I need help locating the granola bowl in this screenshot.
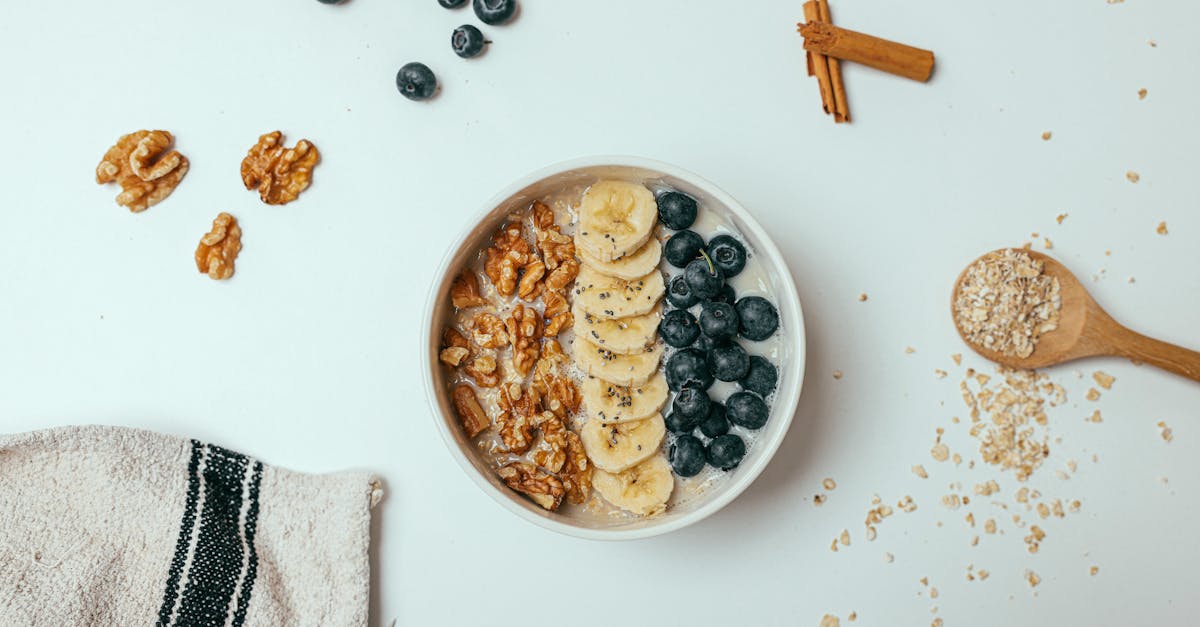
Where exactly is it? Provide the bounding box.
[422,156,806,540]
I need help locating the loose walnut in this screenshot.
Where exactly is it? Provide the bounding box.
[561,431,592,505]
[464,354,500,388]
[531,412,569,473]
[450,270,488,309]
[452,384,491,438]
[497,383,540,454]
[497,462,565,511]
[483,223,531,296]
[95,130,189,212]
[517,259,546,301]
[194,213,243,280]
[505,305,542,377]
[240,131,320,205]
[471,312,509,349]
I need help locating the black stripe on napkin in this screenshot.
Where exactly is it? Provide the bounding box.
[156,439,203,627]
[229,461,263,627]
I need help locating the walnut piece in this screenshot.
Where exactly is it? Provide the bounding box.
[497,383,540,454]
[532,339,580,417]
[517,259,546,301]
[450,270,488,309]
[560,430,592,504]
[506,304,542,377]
[194,212,243,280]
[531,412,569,473]
[483,222,531,296]
[96,130,189,212]
[471,312,509,349]
[240,131,319,205]
[464,354,499,388]
[497,462,565,511]
[439,347,469,367]
[452,384,491,438]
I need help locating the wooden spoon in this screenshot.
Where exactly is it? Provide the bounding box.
[951,248,1200,381]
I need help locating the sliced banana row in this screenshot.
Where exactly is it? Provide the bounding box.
[572,180,674,516]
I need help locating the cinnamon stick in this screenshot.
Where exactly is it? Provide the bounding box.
[802,1,835,115]
[799,21,934,82]
[816,0,850,122]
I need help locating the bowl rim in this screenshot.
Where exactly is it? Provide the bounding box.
[421,155,807,540]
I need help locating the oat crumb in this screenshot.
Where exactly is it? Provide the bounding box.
[839,529,851,546]
[1158,421,1174,442]
[833,370,843,380]
[905,346,916,354]
[1088,410,1103,423]
[1138,88,1148,100]
[1086,388,1101,401]
[814,494,827,506]
[913,464,929,479]
[930,587,939,599]
[1126,171,1140,183]
[1157,221,1168,235]
[820,614,840,627]
[1043,237,1053,249]
[951,353,962,365]
[1041,131,1052,141]
[1056,213,1068,224]
[848,611,857,622]
[935,369,948,379]
[858,293,868,302]
[931,443,950,462]
[1090,566,1099,576]
[1026,570,1041,587]
[884,552,895,563]
[822,478,837,491]
[1093,371,1115,389]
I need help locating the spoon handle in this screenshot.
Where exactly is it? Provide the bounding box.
[1111,325,1200,383]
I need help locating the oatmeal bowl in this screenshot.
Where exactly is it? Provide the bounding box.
[421,156,806,540]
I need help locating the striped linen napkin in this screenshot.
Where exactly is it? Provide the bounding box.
[0,425,381,626]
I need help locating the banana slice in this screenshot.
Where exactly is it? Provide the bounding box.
[592,455,674,516]
[582,372,669,424]
[572,266,665,320]
[575,338,662,387]
[577,237,662,280]
[575,180,657,263]
[580,414,666,473]
[572,304,661,355]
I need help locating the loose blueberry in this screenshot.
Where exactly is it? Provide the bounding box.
[438,0,467,7]
[665,348,714,391]
[473,0,516,24]
[657,191,698,230]
[664,230,705,268]
[707,433,747,470]
[665,409,700,435]
[706,234,747,278]
[660,309,700,348]
[698,402,730,438]
[699,301,739,342]
[670,435,707,477]
[396,62,438,101]
[451,25,488,58]
[709,283,736,306]
[684,256,724,300]
[708,342,750,382]
[735,296,779,341]
[740,355,778,397]
[672,386,711,421]
[666,275,699,309]
[726,391,769,430]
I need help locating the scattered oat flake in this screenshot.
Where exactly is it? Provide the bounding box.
[930,587,939,599]
[1041,131,1052,141]
[822,478,837,491]
[830,538,839,552]
[951,353,962,365]
[820,615,840,627]
[1148,40,1157,47]
[952,453,962,465]
[1026,570,1041,587]
[1158,421,1174,442]
[941,494,962,510]
[884,552,895,563]
[1086,388,1101,401]
[839,529,851,546]
[1138,88,1147,100]
[1090,566,1099,576]
[932,620,943,627]
[1088,410,1103,423]
[931,443,950,462]
[935,369,948,379]
[1126,171,1140,183]
[1157,221,1168,235]
[905,346,916,354]
[848,612,857,622]
[814,494,827,506]
[833,370,843,380]
[984,518,997,534]
[978,569,990,580]
[1093,371,1115,389]
[1056,213,1068,224]
[913,464,928,479]
[858,293,868,302]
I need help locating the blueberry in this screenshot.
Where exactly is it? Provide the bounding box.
[740,355,778,397]
[660,309,700,348]
[666,275,699,309]
[693,334,721,352]
[684,257,724,300]
[672,386,711,421]
[396,62,438,101]
[670,435,707,477]
[665,409,699,435]
[706,234,747,278]
[664,230,705,268]
[708,342,750,382]
[665,348,713,391]
[735,296,779,341]
[707,434,746,470]
[709,283,736,306]
[726,391,769,430]
[698,402,730,438]
[438,0,467,7]
[699,301,739,341]
[451,25,488,58]
[473,0,517,24]
[657,191,698,230]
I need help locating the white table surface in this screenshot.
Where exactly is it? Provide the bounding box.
[3,1,1198,625]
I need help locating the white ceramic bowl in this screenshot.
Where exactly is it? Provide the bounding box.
[422,156,806,540]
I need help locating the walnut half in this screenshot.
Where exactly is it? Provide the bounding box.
[240,131,320,205]
[497,462,565,511]
[451,385,490,438]
[96,130,189,212]
[194,213,242,280]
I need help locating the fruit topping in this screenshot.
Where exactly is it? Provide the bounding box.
[735,296,780,341]
[707,342,750,382]
[699,301,739,342]
[656,191,699,230]
[726,391,769,430]
[664,230,705,268]
[707,434,747,471]
[669,435,707,478]
[740,356,778,397]
[665,348,714,391]
[706,234,747,278]
[660,308,701,348]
